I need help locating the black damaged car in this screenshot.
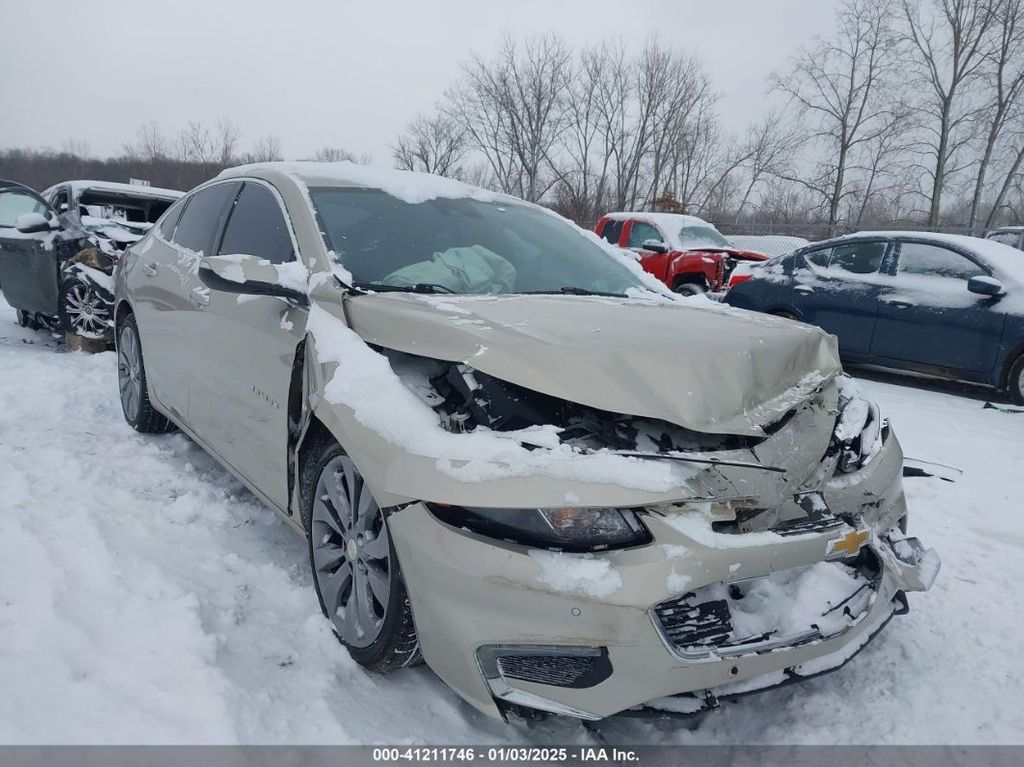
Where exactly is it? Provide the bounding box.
[0,178,182,345]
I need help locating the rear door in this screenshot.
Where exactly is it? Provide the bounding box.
[0,186,62,315]
[131,181,240,422]
[790,239,891,357]
[871,239,1005,380]
[189,180,306,511]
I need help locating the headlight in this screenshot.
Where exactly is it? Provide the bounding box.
[427,504,651,552]
[833,377,888,474]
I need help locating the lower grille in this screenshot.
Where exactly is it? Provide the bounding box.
[479,645,612,689]
[653,552,880,659]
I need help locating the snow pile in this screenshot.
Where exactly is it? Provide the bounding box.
[529,551,623,599]
[1,296,1024,743]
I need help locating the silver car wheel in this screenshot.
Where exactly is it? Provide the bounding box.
[64,282,111,338]
[311,455,391,648]
[117,324,142,423]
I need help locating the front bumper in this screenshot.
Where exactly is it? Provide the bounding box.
[387,439,938,721]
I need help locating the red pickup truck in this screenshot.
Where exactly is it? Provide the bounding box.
[595,212,768,294]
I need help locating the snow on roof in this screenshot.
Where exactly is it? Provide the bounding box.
[847,231,1024,284]
[602,211,723,251]
[221,161,517,206]
[63,180,183,200]
[603,211,713,230]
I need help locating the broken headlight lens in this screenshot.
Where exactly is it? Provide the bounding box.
[833,379,888,474]
[427,503,651,552]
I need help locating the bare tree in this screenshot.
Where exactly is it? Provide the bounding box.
[177,121,217,164]
[901,0,998,225]
[732,113,800,222]
[126,121,169,162]
[446,34,571,201]
[773,0,899,234]
[392,113,466,176]
[968,0,1024,230]
[215,118,242,166]
[250,134,283,162]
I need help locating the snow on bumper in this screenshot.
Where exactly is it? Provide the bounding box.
[388,464,938,722]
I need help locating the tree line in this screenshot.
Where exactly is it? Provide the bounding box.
[3,0,1022,236]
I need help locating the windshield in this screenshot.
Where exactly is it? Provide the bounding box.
[678,225,730,250]
[309,188,647,296]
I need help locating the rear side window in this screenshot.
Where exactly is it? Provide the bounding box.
[217,182,294,264]
[599,219,623,245]
[170,182,240,254]
[157,198,187,241]
[627,221,662,249]
[0,190,47,228]
[829,242,886,275]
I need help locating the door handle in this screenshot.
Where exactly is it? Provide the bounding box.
[189,287,210,308]
[882,297,913,308]
[141,262,158,276]
[795,284,814,295]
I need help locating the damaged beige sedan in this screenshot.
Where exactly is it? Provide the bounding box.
[113,162,940,722]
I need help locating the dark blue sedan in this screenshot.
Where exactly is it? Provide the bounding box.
[723,232,1024,403]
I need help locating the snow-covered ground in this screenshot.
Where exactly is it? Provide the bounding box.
[1,294,1022,745]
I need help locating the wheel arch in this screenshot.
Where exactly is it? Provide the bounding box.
[1001,341,1024,389]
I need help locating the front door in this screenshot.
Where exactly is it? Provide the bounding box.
[871,240,1005,380]
[189,180,307,512]
[0,187,62,315]
[790,239,891,358]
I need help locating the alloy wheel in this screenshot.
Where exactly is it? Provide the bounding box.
[64,282,111,338]
[311,455,391,648]
[117,324,142,423]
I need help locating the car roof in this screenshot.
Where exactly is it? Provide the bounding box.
[602,211,713,229]
[987,226,1024,233]
[217,161,522,208]
[55,179,184,200]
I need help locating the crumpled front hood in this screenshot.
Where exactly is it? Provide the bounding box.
[343,293,841,437]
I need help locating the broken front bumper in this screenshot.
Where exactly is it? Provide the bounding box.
[388,494,939,722]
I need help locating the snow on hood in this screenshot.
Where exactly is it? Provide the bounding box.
[343,293,842,437]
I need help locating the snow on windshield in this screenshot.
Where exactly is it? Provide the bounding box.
[678,225,730,250]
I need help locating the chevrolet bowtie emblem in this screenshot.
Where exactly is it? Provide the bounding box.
[827,528,871,559]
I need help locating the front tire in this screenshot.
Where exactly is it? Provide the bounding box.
[1009,355,1024,405]
[59,276,113,341]
[304,440,421,672]
[116,313,175,433]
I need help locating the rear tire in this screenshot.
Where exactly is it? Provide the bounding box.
[15,310,30,328]
[1009,355,1024,405]
[116,312,175,433]
[303,439,421,672]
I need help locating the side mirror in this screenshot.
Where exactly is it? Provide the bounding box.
[967,275,1004,297]
[641,238,669,254]
[15,212,57,234]
[198,253,308,304]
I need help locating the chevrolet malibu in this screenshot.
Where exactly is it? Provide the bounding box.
[113,162,939,722]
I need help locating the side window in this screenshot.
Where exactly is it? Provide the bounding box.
[0,191,48,228]
[829,242,886,275]
[50,187,70,214]
[157,198,187,241]
[170,183,240,254]
[217,182,294,264]
[801,247,833,271]
[897,242,986,281]
[599,219,623,245]
[626,221,663,249]
[988,231,1022,250]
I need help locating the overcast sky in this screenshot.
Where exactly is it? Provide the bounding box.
[0,0,840,163]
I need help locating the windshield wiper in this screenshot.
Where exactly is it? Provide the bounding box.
[353,282,455,295]
[522,286,628,298]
